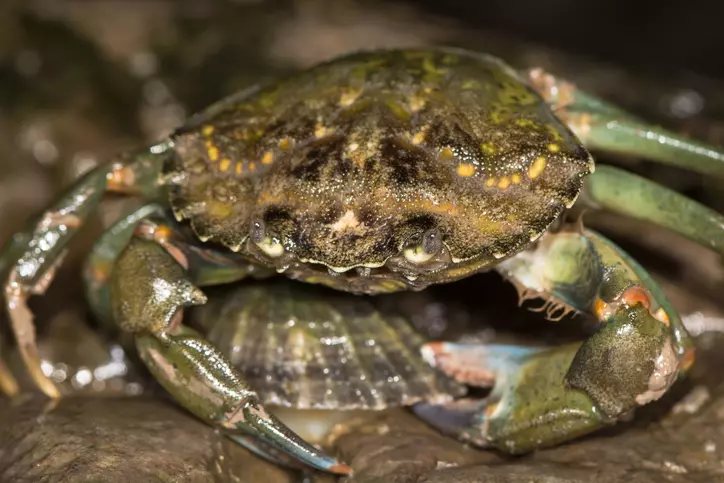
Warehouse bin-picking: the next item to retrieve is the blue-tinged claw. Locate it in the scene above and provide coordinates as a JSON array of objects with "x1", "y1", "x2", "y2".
[
  {"x1": 416, "y1": 342, "x2": 546, "y2": 447},
  {"x1": 421, "y1": 342, "x2": 543, "y2": 389},
  {"x1": 418, "y1": 228, "x2": 692, "y2": 454},
  {"x1": 217, "y1": 397, "x2": 353, "y2": 475}
]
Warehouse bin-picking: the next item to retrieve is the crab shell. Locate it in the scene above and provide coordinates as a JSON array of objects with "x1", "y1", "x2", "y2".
[
  {"x1": 166, "y1": 48, "x2": 593, "y2": 294},
  {"x1": 192, "y1": 279, "x2": 465, "y2": 410}
]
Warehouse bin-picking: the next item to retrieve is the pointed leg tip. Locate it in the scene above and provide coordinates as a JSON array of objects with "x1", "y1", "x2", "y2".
[{"x1": 328, "y1": 462, "x2": 353, "y2": 475}]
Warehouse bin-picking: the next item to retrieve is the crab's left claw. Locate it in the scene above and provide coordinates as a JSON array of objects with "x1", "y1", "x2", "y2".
[
  {"x1": 415, "y1": 228, "x2": 692, "y2": 453},
  {"x1": 111, "y1": 237, "x2": 351, "y2": 475}
]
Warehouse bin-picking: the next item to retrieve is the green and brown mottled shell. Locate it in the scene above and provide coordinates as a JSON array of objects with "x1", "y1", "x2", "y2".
[
  {"x1": 192, "y1": 279, "x2": 465, "y2": 410},
  {"x1": 167, "y1": 48, "x2": 593, "y2": 294}
]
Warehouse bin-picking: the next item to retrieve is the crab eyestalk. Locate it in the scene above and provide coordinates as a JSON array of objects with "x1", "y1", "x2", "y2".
[{"x1": 110, "y1": 238, "x2": 351, "y2": 475}]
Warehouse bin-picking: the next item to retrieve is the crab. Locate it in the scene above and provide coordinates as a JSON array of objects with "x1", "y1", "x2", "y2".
[{"x1": 2, "y1": 47, "x2": 724, "y2": 476}]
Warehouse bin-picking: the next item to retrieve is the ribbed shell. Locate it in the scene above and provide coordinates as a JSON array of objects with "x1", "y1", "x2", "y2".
[{"x1": 192, "y1": 279, "x2": 465, "y2": 410}]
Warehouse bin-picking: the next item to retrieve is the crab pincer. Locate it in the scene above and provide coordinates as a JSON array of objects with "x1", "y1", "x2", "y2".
[{"x1": 112, "y1": 238, "x2": 351, "y2": 475}]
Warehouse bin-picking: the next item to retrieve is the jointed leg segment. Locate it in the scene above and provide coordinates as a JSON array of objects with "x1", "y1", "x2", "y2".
[
  {"x1": 527, "y1": 68, "x2": 724, "y2": 178},
  {"x1": 0, "y1": 149, "x2": 165, "y2": 399}
]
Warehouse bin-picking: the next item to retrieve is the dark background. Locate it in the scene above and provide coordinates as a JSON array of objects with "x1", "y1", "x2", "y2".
[{"x1": 413, "y1": 0, "x2": 724, "y2": 78}]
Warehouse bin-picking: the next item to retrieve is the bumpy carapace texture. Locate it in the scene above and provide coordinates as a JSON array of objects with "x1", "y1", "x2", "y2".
[{"x1": 167, "y1": 48, "x2": 593, "y2": 294}]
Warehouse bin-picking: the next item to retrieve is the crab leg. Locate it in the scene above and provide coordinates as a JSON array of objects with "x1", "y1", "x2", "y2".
[
  {"x1": 0, "y1": 147, "x2": 166, "y2": 398},
  {"x1": 526, "y1": 68, "x2": 724, "y2": 177},
  {"x1": 0, "y1": 358, "x2": 19, "y2": 397},
  {"x1": 84, "y1": 207, "x2": 349, "y2": 474},
  {"x1": 415, "y1": 227, "x2": 692, "y2": 453},
  {"x1": 582, "y1": 164, "x2": 724, "y2": 256},
  {"x1": 108, "y1": 235, "x2": 350, "y2": 475}
]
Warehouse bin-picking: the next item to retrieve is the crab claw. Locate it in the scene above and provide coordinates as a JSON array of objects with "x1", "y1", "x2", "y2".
[
  {"x1": 217, "y1": 394, "x2": 352, "y2": 474},
  {"x1": 136, "y1": 327, "x2": 352, "y2": 475},
  {"x1": 111, "y1": 238, "x2": 351, "y2": 475}
]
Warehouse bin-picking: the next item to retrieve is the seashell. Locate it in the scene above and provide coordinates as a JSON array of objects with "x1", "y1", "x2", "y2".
[{"x1": 192, "y1": 278, "x2": 465, "y2": 410}]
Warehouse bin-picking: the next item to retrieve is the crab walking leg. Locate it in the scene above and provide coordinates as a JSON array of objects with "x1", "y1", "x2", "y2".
[
  {"x1": 0, "y1": 358, "x2": 19, "y2": 397},
  {"x1": 0, "y1": 147, "x2": 167, "y2": 398},
  {"x1": 582, "y1": 164, "x2": 724, "y2": 256},
  {"x1": 526, "y1": 68, "x2": 724, "y2": 177},
  {"x1": 416, "y1": 228, "x2": 692, "y2": 453},
  {"x1": 109, "y1": 237, "x2": 351, "y2": 475}
]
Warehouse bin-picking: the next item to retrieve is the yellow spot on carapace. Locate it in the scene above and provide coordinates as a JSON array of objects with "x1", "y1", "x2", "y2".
[
  {"x1": 339, "y1": 88, "x2": 362, "y2": 107},
  {"x1": 202, "y1": 125, "x2": 215, "y2": 136},
  {"x1": 511, "y1": 173, "x2": 521, "y2": 184},
  {"x1": 261, "y1": 151, "x2": 274, "y2": 165},
  {"x1": 235, "y1": 162, "x2": 243, "y2": 175},
  {"x1": 490, "y1": 109, "x2": 507, "y2": 125},
  {"x1": 515, "y1": 118, "x2": 535, "y2": 128},
  {"x1": 480, "y1": 142, "x2": 496, "y2": 155},
  {"x1": 219, "y1": 158, "x2": 232, "y2": 172},
  {"x1": 547, "y1": 143, "x2": 560, "y2": 153},
  {"x1": 315, "y1": 123, "x2": 334, "y2": 139},
  {"x1": 279, "y1": 137, "x2": 293, "y2": 151},
  {"x1": 485, "y1": 177, "x2": 496, "y2": 187},
  {"x1": 498, "y1": 177, "x2": 511, "y2": 189},
  {"x1": 384, "y1": 100, "x2": 410, "y2": 121},
  {"x1": 208, "y1": 146, "x2": 220, "y2": 162},
  {"x1": 409, "y1": 95, "x2": 426, "y2": 112},
  {"x1": 422, "y1": 56, "x2": 446, "y2": 75},
  {"x1": 411, "y1": 127, "x2": 428, "y2": 145},
  {"x1": 457, "y1": 163, "x2": 475, "y2": 177},
  {"x1": 546, "y1": 125, "x2": 564, "y2": 143},
  {"x1": 462, "y1": 79, "x2": 481, "y2": 90},
  {"x1": 249, "y1": 162, "x2": 256, "y2": 173},
  {"x1": 528, "y1": 156, "x2": 547, "y2": 179},
  {"x1": 440, "y1": 147, "x2": 454, "y2": 160}
]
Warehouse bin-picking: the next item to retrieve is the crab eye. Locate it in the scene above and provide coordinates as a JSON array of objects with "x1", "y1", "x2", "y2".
[
  {"x1": 256, "y1": 236, "x2": 285, "y2": 257},
  {"x1": 250, "y1": 218, "x2": 266, "y2": 243},
  {"x1": 250, "y1": 218, "x2": 284, "y2": 257},
  {"x1": 403, "y1": 229, "x2": 442, "y2": 264}
]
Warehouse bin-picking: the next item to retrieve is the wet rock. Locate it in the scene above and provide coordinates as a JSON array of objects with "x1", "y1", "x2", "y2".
[
  {"x1": 331, "y1": 333, "x2": 724, "y2": 483},
  {"x1": 0, "y1": 396, "x2": 303, "y2": 483}
]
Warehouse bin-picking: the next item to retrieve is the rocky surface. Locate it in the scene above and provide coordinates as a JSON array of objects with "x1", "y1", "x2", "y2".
[
  {"x1": 2, "y1": 332, "x2": 724, "y2": 483},
  {"x1": 0, "y1": 396, "x2": 301, "y2": 483}
]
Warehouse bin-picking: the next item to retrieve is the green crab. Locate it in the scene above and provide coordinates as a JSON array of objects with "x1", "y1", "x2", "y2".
[{"x1": 2, "y1": 47, "x2": 724, "y2": 475}]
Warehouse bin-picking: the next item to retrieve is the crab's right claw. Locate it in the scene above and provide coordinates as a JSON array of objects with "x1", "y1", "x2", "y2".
[{"x1": 112, "y1": 238, "x2": 351, "y2": 475}]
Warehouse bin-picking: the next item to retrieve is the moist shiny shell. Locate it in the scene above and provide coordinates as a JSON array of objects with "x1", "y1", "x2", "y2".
[
  {"x1": 192, "y1": 279, "x2": 465, "y2": 410},
  {"x1": 167, "y1": 48, "x2": 593, "y2": 294}
]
